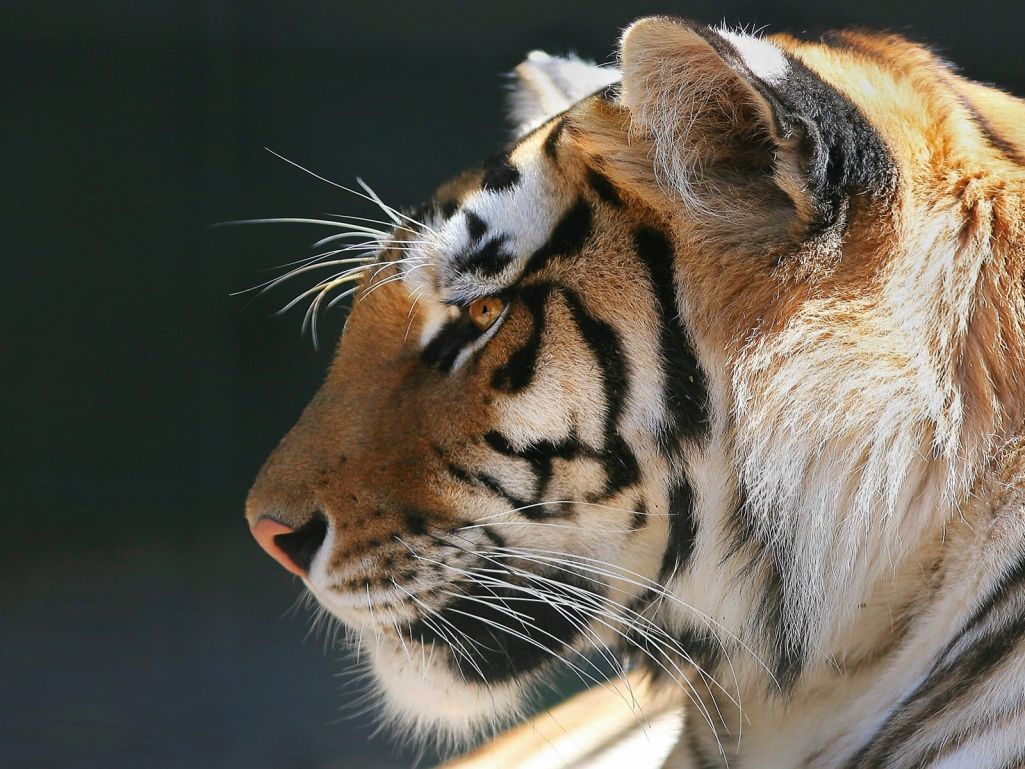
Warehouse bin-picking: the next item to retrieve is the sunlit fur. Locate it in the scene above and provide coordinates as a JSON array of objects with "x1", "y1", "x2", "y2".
[{"x1": 246, "y1": 18, "x2": 1025, "y2": 768}]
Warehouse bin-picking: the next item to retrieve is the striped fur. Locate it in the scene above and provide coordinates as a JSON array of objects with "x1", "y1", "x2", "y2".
[{"x1": 246, "y1": 17, "x2": 1025, "y2": 768}]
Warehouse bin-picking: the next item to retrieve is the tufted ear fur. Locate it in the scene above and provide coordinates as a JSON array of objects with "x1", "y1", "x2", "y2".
[
  {"x1": 509, "y1": 51, "x2": 620, "y2": 134},
  {"x1": 617, "y1": 17, "x2": 892, "y2": 248}
]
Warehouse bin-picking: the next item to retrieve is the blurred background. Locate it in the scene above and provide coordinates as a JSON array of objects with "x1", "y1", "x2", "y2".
[{"x1": 4, "y1": 1, "x2": 1023, "y2": 767}]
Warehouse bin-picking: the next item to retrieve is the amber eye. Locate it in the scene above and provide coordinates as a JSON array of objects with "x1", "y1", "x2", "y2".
[{"x1": 467, "y1": 296, "x2": 505, "y2": 332}]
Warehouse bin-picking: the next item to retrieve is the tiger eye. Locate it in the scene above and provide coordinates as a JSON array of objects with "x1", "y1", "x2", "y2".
[{"x1": 467, "y1": 297, "x2": 505, "y2": 331}]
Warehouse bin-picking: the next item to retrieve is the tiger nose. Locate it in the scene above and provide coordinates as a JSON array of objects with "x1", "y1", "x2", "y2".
[{"x1": 250, "y1": 514, "x2": 328, "y2": 577}]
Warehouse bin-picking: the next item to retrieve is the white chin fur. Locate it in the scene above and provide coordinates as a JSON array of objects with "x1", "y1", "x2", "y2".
[{"x1": 367, "y1": 636, "x2": 527, "y2": 744}]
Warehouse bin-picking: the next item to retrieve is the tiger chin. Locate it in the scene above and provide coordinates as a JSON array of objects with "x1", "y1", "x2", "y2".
[{"x1": 245, "y1": 17, "x2": 1025, "y2": 769}]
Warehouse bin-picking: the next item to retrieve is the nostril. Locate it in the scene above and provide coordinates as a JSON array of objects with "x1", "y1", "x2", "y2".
[
  {"x1": 250, "y1": 512, "x2": 328, "y2": 577},
  {"x1": 274, "y1": 512, "x2": 328, "y2": 575}
]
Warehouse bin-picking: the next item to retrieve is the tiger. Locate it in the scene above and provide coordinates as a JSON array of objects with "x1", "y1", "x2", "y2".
[{"x1": 244, "y1": 16, "x2": 1025, "y2": 769}]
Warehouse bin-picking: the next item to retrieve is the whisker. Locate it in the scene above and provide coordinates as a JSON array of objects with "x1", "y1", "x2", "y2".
[{"x1": 264, "y1": 148, "x2": 437, "y2": 235}]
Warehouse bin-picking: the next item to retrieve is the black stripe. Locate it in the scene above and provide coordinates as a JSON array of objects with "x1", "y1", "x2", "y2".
[
  {"x1": 956, "y1": 93, "x2": 1025, "y2": 166},
  {"x1": 586, "y1": 167, "x2": 623, "y2": 207},
  {"x1": 522, "y1": 198, "x2": 592, "y2": 277},
  {"x1": 543, "y1": 117, "x2": 567, "y2": 160},
  {"x1": 475, "y1": 472, "x2": 530, "y2": 511},
  {"x1": 630, "y1": 500, "x2": 648, "y2": 531},
  {"x1": 409, "y1": 568, "x2": 597, "y2": 684},
  {"x1": 447, "y1": 459, "x2": 533, "y2": 514},
  {"x1": 439, "y1": 199, "x2": 459, "y2": 219},
  {"x1": 561, "y1": 288, "x2": 640, "y2": 497},
  {"x1": 843, "y1": 547, "x2": 1025, "y2": 767},
  {"x1": 465, "y1": 210, "x2": 487, "y2": 242},
  {"x1": 481, "y1": 153, "x2": 520, "y2": 192},
  {"x1": 453, "y1": 235, "x2": 515, "y2": 277},
  {"x1": 679, "y1": 624, "x2": 722, "y2": 676},
  {"x1": 484, "y1": 429, "x2": 584, "y2": 515},
  {"x1": 725, "y1": 490, "x2": 807, "y2": 691},
  {"x1": 421, "y1": 314, "x2": 485, "y2": 372},
  {"x1": 480, "y1": 526, "x2": 506, "y2": 549},
  {"x1": 658, "y1": 480, "x2": 699, "y2": 580},
  {"x1": 633, "y1": 226, "x2": 709, "y2": 448},
  {"x1": 402, "y1": 510, "x2": 428, "y2": 536},
  {"x1": 491, "y1": 283, "x2": 551, "y2": 392}
]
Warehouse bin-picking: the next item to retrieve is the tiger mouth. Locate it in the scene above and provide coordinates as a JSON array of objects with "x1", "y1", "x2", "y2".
[{"x1": 310, "y1": 557, "x2": 609, "y2": 685}]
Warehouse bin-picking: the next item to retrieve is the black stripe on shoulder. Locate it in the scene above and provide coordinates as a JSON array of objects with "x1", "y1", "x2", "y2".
[
  {"x1": 842, "y1": 545, "x2": 1025, "y2": 768},
  {"x1": 633, "y1": 226, "x2": 709, "y2": 447},
  {"x1": 522, "y1": 198, "x2": 592, "y2": 277}
]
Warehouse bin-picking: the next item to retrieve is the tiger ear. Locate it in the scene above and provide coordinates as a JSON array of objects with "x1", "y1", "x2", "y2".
[
  {"x1": 618, "y1": 17, "x2": 889, "y2": 235},
  {"x1": 509, "y1": 51, "x2": 620, "y2": 133}
]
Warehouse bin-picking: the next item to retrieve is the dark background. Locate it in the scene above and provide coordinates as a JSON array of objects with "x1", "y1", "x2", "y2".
[{"x1": 4, "y1": 2, "x2": 1023, "y2": 768}]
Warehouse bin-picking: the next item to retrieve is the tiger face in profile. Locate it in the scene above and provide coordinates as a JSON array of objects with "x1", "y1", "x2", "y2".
[{"x1": 245, "y1": 17, "x2": 1025, "y2": 768}]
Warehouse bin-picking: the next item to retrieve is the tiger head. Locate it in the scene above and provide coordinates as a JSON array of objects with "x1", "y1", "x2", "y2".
[{"x1": 245, "y1": 18, "x2": 1025, "y2": 743}]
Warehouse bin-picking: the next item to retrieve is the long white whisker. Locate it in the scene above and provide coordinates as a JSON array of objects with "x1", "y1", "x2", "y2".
[{"x1": 264, "y1": 148, "x2": 437, "y2": 234}]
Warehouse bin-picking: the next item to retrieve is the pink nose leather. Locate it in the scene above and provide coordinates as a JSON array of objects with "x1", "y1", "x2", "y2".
[{"x1": 251, "y1": 518, "x2": 306, "y2": 577}]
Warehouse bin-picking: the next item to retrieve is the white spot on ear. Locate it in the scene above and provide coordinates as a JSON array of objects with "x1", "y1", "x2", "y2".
[{"x1": 718, "y1": 30, "x2": 789, "y2": 85}]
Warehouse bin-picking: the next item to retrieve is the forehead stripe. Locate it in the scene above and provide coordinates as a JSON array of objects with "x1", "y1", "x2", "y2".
[
  {"x1": 543, "y1": 117, "x2": 567, "y2": 160},
  {"x1": 521, "y1": 197, "x2": 592, "y2": 277},
  {"x1": 480, "y1": 154, "x2": 521, "y2": 192}
]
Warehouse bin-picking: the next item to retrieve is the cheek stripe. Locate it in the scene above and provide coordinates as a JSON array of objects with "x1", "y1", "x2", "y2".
[
  {"x1": 491, "y1": 283, "x2": 551, "y2": 392},
  {"x1": 633, "y1": 226, "x2": 709, "y2": 447}
]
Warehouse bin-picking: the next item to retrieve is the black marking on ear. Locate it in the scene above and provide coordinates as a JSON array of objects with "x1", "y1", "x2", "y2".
[
  {"x1": 522, "y1": 198, "x2": 592, "y2": 277},
  {"x1": 410, "y1": 568, "x2": 600, "y2": 683},
  {"x1": 561, "y1": 288, "x2": 640, "y2": 497},
  {"x1": 586, "y1": 167, "x2": 623, "y2": 207},
  {"x1": 753, "y1": 57, "x2": 894, "y2": 230},
  {"x1": 658, "y1": 480, "x2": 698, "y2": 580},
  {"x1": 691, "y1": 25, "x2": 894, "y2": 230},
  {"x1": 465, "y1": 210, "x2": 488, "y2": 242},
  {"x1": 481, "y1": 153, "x2": 521, "y2": 192},
  {"x1": 633, "y1": 226, "x2": 709, "y2": 448},
  {"x1": 544, "y1": 117, "x2": 567, "y2": 160},
  {"x1": 842, "y1": 545, "x2": 1025, "y2": 768},
  {"x1": 491, "y1": 283, "x2": 551, "y2": 392}
]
